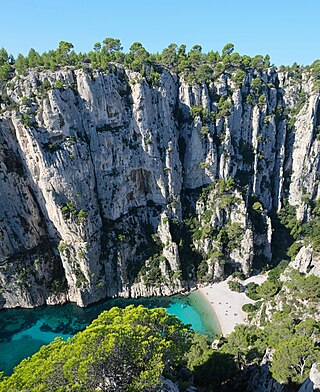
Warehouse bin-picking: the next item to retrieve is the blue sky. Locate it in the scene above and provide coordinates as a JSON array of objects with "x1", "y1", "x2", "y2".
[{"x1": 1, "y1": 0, "x2": 319, "y2": 66}]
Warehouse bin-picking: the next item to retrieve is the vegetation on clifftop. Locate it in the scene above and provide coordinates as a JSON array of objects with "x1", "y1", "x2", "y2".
[{"x1": 0, "y1": 38, "x2": 318, "y2": 88}]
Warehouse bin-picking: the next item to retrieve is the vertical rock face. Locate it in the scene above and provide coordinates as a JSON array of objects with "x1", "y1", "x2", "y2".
[{"x1": 0, "y1": 64, "x2": 319, "y2": 308}]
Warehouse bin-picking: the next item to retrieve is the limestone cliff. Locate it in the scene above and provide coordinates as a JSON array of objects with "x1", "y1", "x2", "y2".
[{"x1": 0, "y1": 64, "x2": 319, "y2": 308}]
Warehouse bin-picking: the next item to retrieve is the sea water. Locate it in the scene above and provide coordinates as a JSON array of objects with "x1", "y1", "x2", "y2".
[{"x1": 0, "y1": 292, "x2": 221, "y2": 375}]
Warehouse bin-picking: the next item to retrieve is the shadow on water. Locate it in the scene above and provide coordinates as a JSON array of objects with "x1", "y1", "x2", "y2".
[{"x1": 0, "y1": 292, "x2": 219, "y2": 375}]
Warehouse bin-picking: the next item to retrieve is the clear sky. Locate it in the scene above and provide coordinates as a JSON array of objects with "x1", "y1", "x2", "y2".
[{"x1": 1, "y1": 0, "x2": 319, "y2": 66}]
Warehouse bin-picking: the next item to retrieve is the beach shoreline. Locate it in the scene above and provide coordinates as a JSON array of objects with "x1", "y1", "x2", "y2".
[{"x1": 197, "y1": 274, "x2": 267, "y2": 336}]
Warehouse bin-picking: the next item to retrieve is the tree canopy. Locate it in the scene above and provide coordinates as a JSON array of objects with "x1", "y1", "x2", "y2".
[
  {"x1": 0, "y1": 38, "x2": 275, "y2": 85},
  {"x1": 0, "y1": 306, "x2": 192, "y2": 392}
]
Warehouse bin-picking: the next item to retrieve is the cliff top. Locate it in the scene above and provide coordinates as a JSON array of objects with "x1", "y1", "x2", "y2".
[{"x1": 1, "y1": 39, "x2": 320, "y2": 90}]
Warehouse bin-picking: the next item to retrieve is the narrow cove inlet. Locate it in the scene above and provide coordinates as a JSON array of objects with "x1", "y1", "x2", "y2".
[{"x1": 0, "y1": 291, "x2": 221, "y2": 375}]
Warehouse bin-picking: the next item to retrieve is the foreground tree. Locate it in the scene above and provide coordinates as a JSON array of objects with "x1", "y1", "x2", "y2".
[
  {"x1": 186, "y1": 333, "x2": 237, "y2": 389},
  {"x1": 0, "y1": 306, "x2": 192, "y2": 392},
  {"x1": 270, "y1": 336, "x2": 320, "y2": 385}
]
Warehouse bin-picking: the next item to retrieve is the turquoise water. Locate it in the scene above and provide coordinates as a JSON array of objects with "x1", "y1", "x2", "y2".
[{"x1": 0, "y1": 293, "x2": 220, "y2": 375}]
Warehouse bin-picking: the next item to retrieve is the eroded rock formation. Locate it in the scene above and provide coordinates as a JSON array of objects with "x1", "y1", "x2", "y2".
[{"x1": 0, "y1": 64, "x2": 319, "y2": 307}]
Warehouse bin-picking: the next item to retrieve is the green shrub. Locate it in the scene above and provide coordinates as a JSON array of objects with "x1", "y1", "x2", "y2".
[
  {"x1": 287, "y1": 242, "x2": 303, "y2": 259},
  {"x1": 55, "y1": 79, "x2": 63, "y2": 89},
  {"x1": 228, "y1": 280, "x2": 242, "y2": 292},
  {"x1": 245, "y1": 282, "x2": 260, "y2": 300},
  {"x1": 267, "y1": 260, "x2": 289, "y2": 281},
  {"x1": 242, "y1": 302, "x2": 262, "y2": 313},
  {"x1": 200, "y1": 125, "x2": 209, "y2": 137},
  {"x1": 252, "y1": 201, "x2": 263, "y2": 212},
  {"x1": 232, "y1": 70, "x2": 246, "y2": 88},
  {"x1": 257, "y1": 279, "x2": 281, "y2": 299},
  {"x1": 190, "y1": 105, "x2": 203, "y2": 118},
  {"x1": 77, "y1": 209, "x2": 87, "y2": 222}
]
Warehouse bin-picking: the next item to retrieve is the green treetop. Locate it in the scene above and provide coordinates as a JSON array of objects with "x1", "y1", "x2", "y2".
[{"x1": 0, "y1": 306, "x2": 192, "y2": 392}]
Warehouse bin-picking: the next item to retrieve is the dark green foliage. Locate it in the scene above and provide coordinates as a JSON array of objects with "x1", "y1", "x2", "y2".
[
  {"x1": 232, "y1": 69, "x2": 246, "y2": 88},
  {"x1": 222, "y1": 315, "x2": 320, "y2": 385},
  {"x1": 238, "y1": 140, "x2": 255, "y2": 167},
  {"x1": 141, "y1": 254, "x2": 165, "y2": 286},
  {"x1": 221, "y1": 43, "x2": 234, "y2": 58},
  {"x1": 127, "y1": 42, "x2": 149, "y2": 72},
  {"x1": 270, "y1": 336, "x2": 320, "y2": 384},
  {"x1": 59, "y1": 202, "x2": 87, "y2": 223},
  {"x1": 301, "y1": 220, "x2": 320, "y2": 252},
  {"x1": 285, "y1": 269, "x2": 320, "y2": 301},
  {"x1": 277, "y1": 199, "x2": 320, "y2": 255},
  {"x1": 218, "y1": 177, "x2": 236, "y2": 193},
  {"x1": 60, "y1": 201, "x2": 77, "y2": 218},
  {"x1": 242, "y1": 301, "x2": 262, "y2": 313},
  {"x1": 218, "y1": 222, "x2": 243, "y2": 250},
  {"x1": 188, "y1": 45, "x2": 203, "y2": 66},
  {"x1": 252, "y1": 201, "x2": 263, "y2": 212},
  {"x1": 77, "y1": 209, "x2": 87, "y2": 222},
  {"x1": 57, "y1": 41, "x2": 74, "y2": 66},
  {"x1": 186, "y1": 333, "x2": 237, "y2": 390},
  {"x1": 213, "y1": 62, "x2": 225, "y2": 77},
  {"x1": 250, "y1": 77, "x2": 262, "y2": 99},
  {"x1": 93, "y1": 42, "x2": 101, "y2": 52},
  {"x1": 148, "y1": 66, "x2": 161, "y2": 87},
  {"x1": 27, "y1": 48, "x2": 42, "y2": 68},
  {"x1": 228, "y1": 279, "x2": 242, "y2": 292},
  {"x1": 267, "y1": 259, "x2": 289, "y2": 281},
  {"x1": 0, "y1": 48, "x2": 10, "y2": 66},
  {"x1": 246, "y1": 269, "x2": 282, "y2": 301},
  {"x1": 287, "y1": 241, "x2": 303, "y2": 259},
  {"x1": 221, "y1": 262, "x2": 320, "y2": 388},
  {"x1": 169, "y1": 217, "x2": 202, "y2": 281},
  {"x1": 257, "y1": 279, "x2": 281, "y2": 299},
  {"x1": 194, "y1": 64, "x2": 213, "y2": 84},
  {"x1": 0, "y1": 62, "x2": 12, "y2": 81},
  {"x1": 196, "y1": 260, "x2": 209, "y2": 280},
  {"x1": 161, "y1": 43, "x2": 178, "y2": 69},
  {"x1": 312, "y1": 60, "x2": 320, "y2": 91},
  {"x1": 251, "y1": 55, "x2": 265, "y2": 70},
  {"x1": 102, "y1": 37, "x2": 122, "y2": 56},
  {"x1": 0, "y1": 48, "x2": 13, "y2": 81},
  {"x1": 277, "y1": 201, "x2": 301, "y2": 244},
  {"x1": 189, "y1": 105, "x2": 204, "y2": 118},
  {"x1": 19, "y1": 113, "x2": 32, "y2": 127},
  {"x1": 258, "y1": 93, "x2": 267, "y2": 108},
  {"x1": 290, "y1": 89, "x2": 308, "y2": 116},
  {"x1": 221, "y1": 324, "x2": 267, "y2": 368},
  {"x1": 0, "y1": 38, "x2": 315, "y2": 100},
  {"x1": 216, "y1": 96, "x2": 232, "y2": 118},
  {"x1": 245, "y1": 282, "x2": 260, "y2": 300}
]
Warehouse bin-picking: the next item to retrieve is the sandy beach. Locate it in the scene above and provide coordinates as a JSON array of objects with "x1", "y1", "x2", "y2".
[{"x1": 198, "y1": 274, "x2": 267, "y2": 336}]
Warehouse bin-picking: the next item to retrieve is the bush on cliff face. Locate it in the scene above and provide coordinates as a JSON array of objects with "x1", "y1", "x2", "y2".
[{"x1": 0, "y1": 306, "x2": 192, "y2": 392}]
